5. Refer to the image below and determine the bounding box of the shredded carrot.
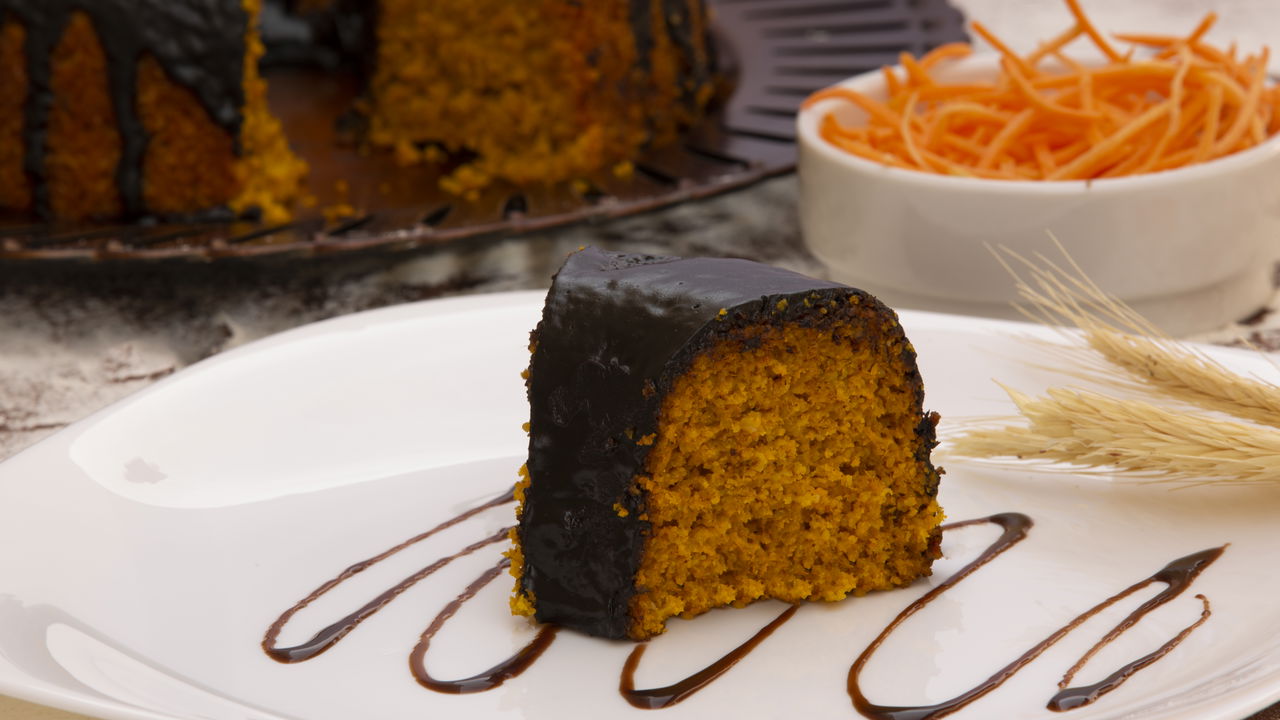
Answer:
[1050,49,1087,76]
[899,52,933,87]
[979,108,1035,169]
[919,42,973,70]
[1187,12,1219,44]
[915,83,1001,102]
[1032,140,1057,175]
[1004,57,1101,121]
[1078,70,1094,112]
[970,20,1034,77]
[1026,25,1084,68]
[1134,45,1193,174]
[1217,50,1269,153]
[897,90,931,170]
[802,87,901,126]
[938,133,989,159]
[1052,100,1174,179]
[805,0,1279,181]
[1152,12,1218,61]
[1113,32,1187,47]
[880,66,902,96]
[1063,0,1124,61]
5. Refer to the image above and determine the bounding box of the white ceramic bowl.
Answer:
[798,55,1280,336]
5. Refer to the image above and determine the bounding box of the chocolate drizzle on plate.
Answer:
[849,514,1224,720]
[264,498,1224,715]
[849,513,1034,720]
[1047,551,1220,712]
[620,604,798,709]
[410,559,560,694]
[262,489,513,663]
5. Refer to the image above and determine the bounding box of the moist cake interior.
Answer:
[628,311,941,639]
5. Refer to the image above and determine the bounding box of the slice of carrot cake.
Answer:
[509,247,943,640]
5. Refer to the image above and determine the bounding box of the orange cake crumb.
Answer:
[366,0,714,195]
[629,320,941,638]
[46,12,123,220]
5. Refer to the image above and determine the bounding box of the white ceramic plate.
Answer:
[2,290,1280,720]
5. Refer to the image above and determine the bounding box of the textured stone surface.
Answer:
[0,177,820,463]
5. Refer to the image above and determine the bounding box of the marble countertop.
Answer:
[3,176,1279,720]
[0,178,820,463]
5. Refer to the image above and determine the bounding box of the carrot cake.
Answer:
[508,247,944,640]
[0,0,714,221]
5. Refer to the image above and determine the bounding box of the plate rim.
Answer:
[2,291,1280,720]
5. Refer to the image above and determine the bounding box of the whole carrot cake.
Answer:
[508,248,944,640]
[0,0,714,221]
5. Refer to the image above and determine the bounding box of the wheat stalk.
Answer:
[993,239,1280,428]
[944,239,1280,483]
[948,386,1280,484]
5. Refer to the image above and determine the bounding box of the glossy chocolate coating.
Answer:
[515,247,938,639]
[630,0,715,100]
[2,0,246,219]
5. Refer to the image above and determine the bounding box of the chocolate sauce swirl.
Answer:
[262,490,513,663]
[849,513,1223,720]
[265,499,1224,717]
[620,604,798,709]
[1048,555,1219,713]
[849,513,1033,720]
[410,559,559,694]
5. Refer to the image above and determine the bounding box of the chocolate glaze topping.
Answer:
[517,247,937,639]
[1,0,246,219]
[628,0,654,71]
[660,0,715,106]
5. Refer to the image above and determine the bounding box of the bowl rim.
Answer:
[796,53,1280,195]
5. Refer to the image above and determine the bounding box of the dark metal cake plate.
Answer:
[0,0,967,262]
